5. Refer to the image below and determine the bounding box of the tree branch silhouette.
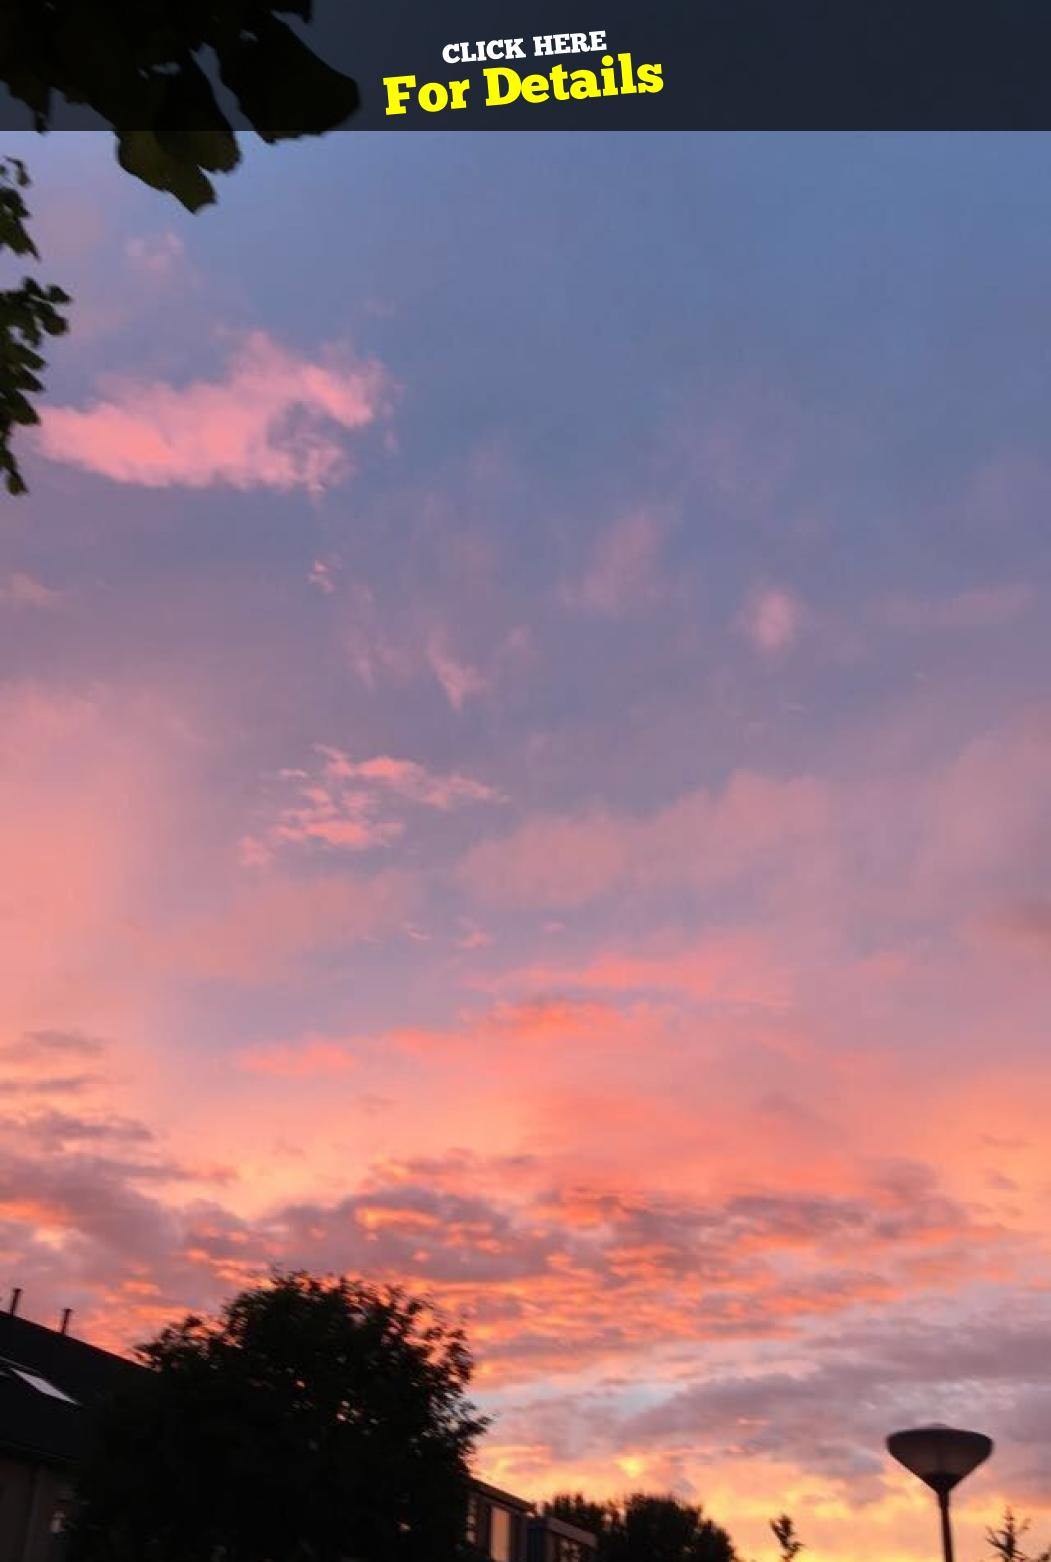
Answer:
[0,1,358,492]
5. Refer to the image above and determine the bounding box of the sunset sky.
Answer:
[3,131,1051,1562]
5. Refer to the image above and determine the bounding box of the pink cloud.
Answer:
[308,556,341,595]
[320,750,501,809]
[147,868,416,984]
[425,632,488,710]
[36,331,391,493]
[240,1037,361,1078]
[459,771,829,909]
[912,711,1051,898]
[495,930,793,1010]
[0,572,62,610]
[461,810,629,908]
[455,918,493,950]
[241,746,501,863]
[562,512,666,615]
[739,586,804,655]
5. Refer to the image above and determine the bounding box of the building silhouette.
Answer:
[0,1303,596,1562]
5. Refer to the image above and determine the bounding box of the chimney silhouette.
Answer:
[59,1308,72,1335]
[8,1287,21,1316]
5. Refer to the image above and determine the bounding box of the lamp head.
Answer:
[886,1424,993,1496]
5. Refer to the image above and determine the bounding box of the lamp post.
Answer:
[886,1424,993,1562]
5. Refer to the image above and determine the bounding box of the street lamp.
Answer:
[886,1424,993,1562]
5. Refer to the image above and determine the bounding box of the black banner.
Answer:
[3,0,1051,130]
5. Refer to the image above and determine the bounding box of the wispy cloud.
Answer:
[561,512,666,616]
[425,632,489,710]
[0,1030,106,1063]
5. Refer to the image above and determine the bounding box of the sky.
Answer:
[3,130,1051,1562]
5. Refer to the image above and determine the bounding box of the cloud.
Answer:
[240,1037,362,1078]
[495,931,792,1010]
[425,633,489,710]
[561,513,666,616]
[0,1030,109,1110]
[739,587,804,655]
[0,573,62,610]
[233,995,635,1081]
[459,771,829,910]
[308,556,340,595]
[0,1030,106,1062]
[319,750,501,810]
[881,584,1035,633]
[5,1141,986,1366]
[341,620,493,712]
[459,709,1051,935]
[36,331,391,493]
[150,869,417,984]
[0,1075,98,1097]
[235,1156,1002,1391]
[617,1306,1051,1487]
[124,231,187,279]
[15,1111,155,1149]
[460,810,629,909]
[241,746,501,863]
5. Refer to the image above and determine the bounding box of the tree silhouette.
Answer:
[66,1270,489,1562]
[985,1508,1051,1562]
[611,1494,738,1562]
[544,1492,617,1540]
[1,1,358,208]
[0,0,358,492]
[545,1492,737,1562]
[770,1514,804,1561]
[0,157,68,493]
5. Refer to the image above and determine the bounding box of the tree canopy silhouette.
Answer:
[1,1,358,209]
[66,1270,490,1562]
[545,1491,739,1562]
[0,0,358,492]
[545,1492,616,1542]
